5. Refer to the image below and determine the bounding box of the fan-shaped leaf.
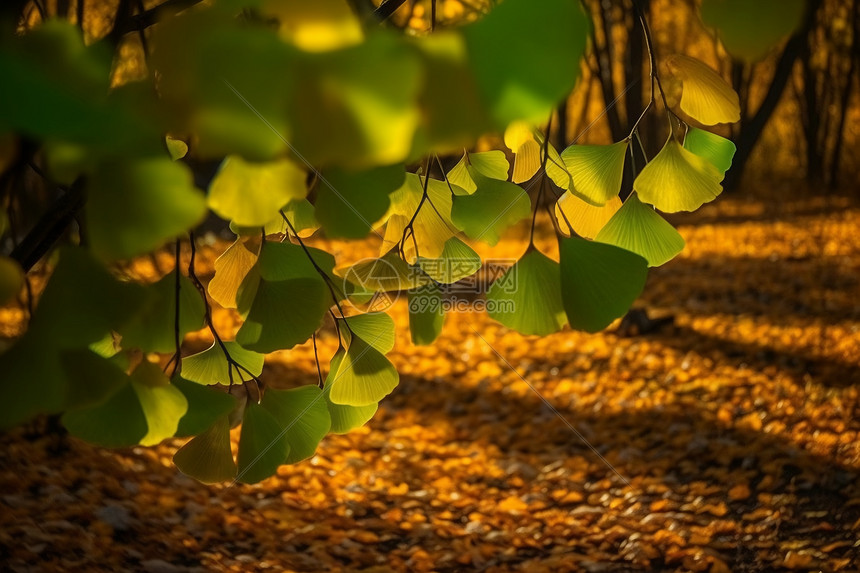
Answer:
[560,141,628,204]
[343,312,396,354]
[323,350,378,434]
[594,193,685,267]
[683,127,736,176]
[487,250,567,336]
[62,382,147,447]
[174,416,237,484]
[447,150,510,193]
[701,0,805,62]
[208,155,307,227]
[328,336,399,407]
[182,341,265,386]
[173,377,237,438]
[237,401,290,484]
[409,282,446,345]
[338,249,427,294]
[559,237,648,332]
[664,54,740,126]
[119,271,205,353]
[505,123,541,184]
[382,173,457,263]
[129,361,188,447]
[418,237,482,284]
[166,136,188,161]
[555,192,621,239]
[634,138,723,213]
[315,164,405,239]
[208,236,261,310]
[261,386,331,464]
[281,199,319,238]
[451,170,530,246]
[87,158,206,261]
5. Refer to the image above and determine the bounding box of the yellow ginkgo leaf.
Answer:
[555,192,622,239]
[504,121,541,183]
[633,138,723,213]
[381,173,456,263]
[664,54,740,126]
[560,141,628,204]
[208,236,261,309]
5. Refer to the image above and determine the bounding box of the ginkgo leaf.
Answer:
[261,386,331,464]
[315,164,404,239]
[701,0,805,62]
[237,401,290,484]
[208,155,307,227]
[30,247,146,348]
[235,242,332,353]
[182,341,265,386]
[634,138,723,213]
[328,335,399,407]
[173,377,237,438]
[87,158,206,261]
[451,169,531,246]
[543,139,573,191]
[166,136,188,161]
[505,122,541,183]
[664,54,740,126]
[382,173,457,262]
[447,150,510,193]
[61,382,147,447]
[418,237,481,284]
[683,127,736,176]
[487,250,567,336]
[0,255,23,305]
[342,312,396,354]
[208,236,261,310]
[119,270,205,353]
[408,282,445,345]
[323,350,378,434]
[282,199,319,238]
[559,237,648,333]
[174,416,237,484]
[463,0,588,126]
[594,193,686,267]
[560,141,628,204]
[59,349,129,411]
[338,249,427,294]
[130,361,188,447]
[555,191,622,239]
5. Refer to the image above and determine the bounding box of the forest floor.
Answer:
[1,190,860,572]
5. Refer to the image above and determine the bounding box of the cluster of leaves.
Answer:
[0,0,783,484]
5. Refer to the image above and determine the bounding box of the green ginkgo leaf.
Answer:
[182,341,265,386]
[447,150,510,193]
[165,136,188,161]
[683,127,736,176]
[342,312,396,354]
[554,192,621,239]
[328,335,399,407]
[87,158,206,261]
[408,282,445,345]
[60,348,128,411]
[634,138,723,213]
[174,416,237,484]
[173,377,237,438]
[61,382,147,447]
[594,193,686,267]
[559,237,648,333]
[119,270,205,353]
[282,199,320,238]
[208,236,261,310]
[487,250,567,336]
[323,350,378,434]
[418,237,481,284]
[315,164,405,239]
[237,401,290,484]
[505,122,541,184]
[451,169,531,246]
[129,361,189,447]
[463,0,588,126]
[261,386,331,464]
[235,242,332,353]
[208,155,307,227]
[701,0,805,62]
[560,141,628,205]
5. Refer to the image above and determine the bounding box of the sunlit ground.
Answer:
[1,187,859,572]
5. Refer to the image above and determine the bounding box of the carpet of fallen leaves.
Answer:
[1,192,860,572]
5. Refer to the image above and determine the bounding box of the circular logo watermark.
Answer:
[341,257,404,313]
